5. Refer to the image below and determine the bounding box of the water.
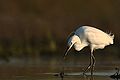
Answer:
[43,71,115,80]
[11,72,115,80]
[0,58,119,80]
[0,66,118,80]
[1,74,112,80]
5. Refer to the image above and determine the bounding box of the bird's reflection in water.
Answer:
[83,74,94,80]
[110,68,120,80]
[55,72,95,80]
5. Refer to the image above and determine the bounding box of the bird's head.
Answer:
[64,35,81,59]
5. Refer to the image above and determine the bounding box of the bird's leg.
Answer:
[90,49,96,80]
[83,64,91,77]
[90,52,94,80]
[91,53,96,71]
[83,53,92,76]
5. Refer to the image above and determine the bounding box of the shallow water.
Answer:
[2,71,116,80]
[43,71,116,80]
[11,73,114,80]
[0,58,119,80]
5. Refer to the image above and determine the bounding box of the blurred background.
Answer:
[0,0,120,79]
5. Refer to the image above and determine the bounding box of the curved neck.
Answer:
[74,42,88,51]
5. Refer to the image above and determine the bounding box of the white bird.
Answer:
[64,26,114,77]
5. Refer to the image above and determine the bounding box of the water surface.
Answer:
[0,58,119,80]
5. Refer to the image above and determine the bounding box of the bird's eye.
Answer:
[70,42,72,45]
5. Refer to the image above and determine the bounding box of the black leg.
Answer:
[92,53,96,71]
[90,52,96,80]
[83,49,95,80]
[83,53,92,76]
[90,52,94,80]
[83,50,94,77]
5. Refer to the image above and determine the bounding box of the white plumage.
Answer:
[74,26,114,51]
[64,26,114,77]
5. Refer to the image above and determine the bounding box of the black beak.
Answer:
[64,43,74,59]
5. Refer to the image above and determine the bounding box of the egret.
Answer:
[64,26,114,78]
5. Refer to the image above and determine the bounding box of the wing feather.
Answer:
[85,29,110,45]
